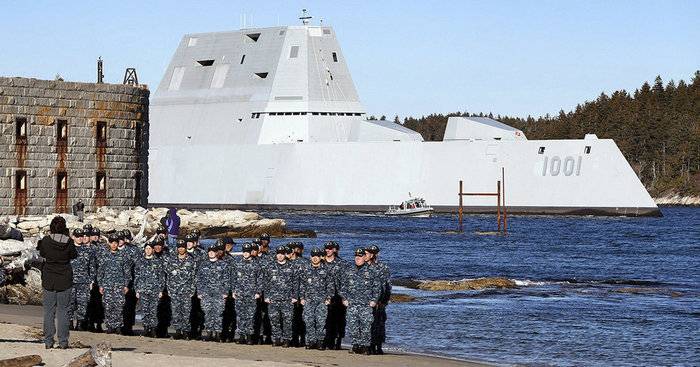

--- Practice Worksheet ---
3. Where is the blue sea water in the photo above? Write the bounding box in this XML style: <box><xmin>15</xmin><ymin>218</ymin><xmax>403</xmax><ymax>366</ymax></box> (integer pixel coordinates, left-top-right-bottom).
<box><xmin>262</xmin><ymin>207</ymin><xmax>700</xmax><ymax>367</ymax></box>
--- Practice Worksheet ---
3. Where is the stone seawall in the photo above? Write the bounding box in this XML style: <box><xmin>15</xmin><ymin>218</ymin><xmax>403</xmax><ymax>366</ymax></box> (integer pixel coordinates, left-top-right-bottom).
<box><xmin>0</xmin><ymin>77</ymin><xmax>149</xmax><ymax>215</ymax></box>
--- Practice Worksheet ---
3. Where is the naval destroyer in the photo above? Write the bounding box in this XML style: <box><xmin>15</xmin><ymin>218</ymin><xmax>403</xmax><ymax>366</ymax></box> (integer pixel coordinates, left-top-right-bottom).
<box><xmin>148</xmin><ymin>14</ymin><xmax>660</xmax><ymax>217</ymax></box>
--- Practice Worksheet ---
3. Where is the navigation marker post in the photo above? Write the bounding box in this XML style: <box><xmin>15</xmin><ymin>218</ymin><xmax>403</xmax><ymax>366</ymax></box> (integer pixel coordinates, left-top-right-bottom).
<box><xmin>458</xmin><ymin>167</ymin><xmax>508</xmax><ymax>234</ymax></box>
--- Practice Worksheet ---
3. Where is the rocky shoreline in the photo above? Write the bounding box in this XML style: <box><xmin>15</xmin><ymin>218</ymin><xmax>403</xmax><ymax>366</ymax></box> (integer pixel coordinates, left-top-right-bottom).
<box><xmin>653</xmin><ymin>195</ymin><xmax>700</xmax><ymax>206</ymax></box>
<box><xmin>4</xmin><ymin>207</ymin><xmax>315</xmax><ymax>240</ymax></box>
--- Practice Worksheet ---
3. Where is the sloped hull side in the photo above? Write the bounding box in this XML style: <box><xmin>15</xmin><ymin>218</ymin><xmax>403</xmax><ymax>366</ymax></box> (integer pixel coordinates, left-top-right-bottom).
<box><xmin>149</xmin><ymin>138</ymin><xmax>660</xmax><ymax>217</ymax></box>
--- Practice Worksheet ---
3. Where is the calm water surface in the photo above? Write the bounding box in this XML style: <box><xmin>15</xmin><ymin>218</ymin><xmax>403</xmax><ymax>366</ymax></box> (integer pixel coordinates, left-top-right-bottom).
<box><xmin>262</xmin><ymin>207</ymin><xmax>699</xmax><ymax>367</ymax></box>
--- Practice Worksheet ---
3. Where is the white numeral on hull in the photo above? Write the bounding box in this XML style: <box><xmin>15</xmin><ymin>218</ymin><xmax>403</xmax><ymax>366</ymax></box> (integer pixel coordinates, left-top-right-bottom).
<box><xmin>542</xmin><ymin>156</ymin><xmax>582</xmax><ymax>176</ymax></box>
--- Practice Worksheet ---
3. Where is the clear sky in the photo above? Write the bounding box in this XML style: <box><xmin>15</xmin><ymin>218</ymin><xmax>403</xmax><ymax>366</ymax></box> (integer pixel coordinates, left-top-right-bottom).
<box><xmin>1</xmin><ymin>0</ymin><xmax>697</xmax><ymax>119</ymax></box>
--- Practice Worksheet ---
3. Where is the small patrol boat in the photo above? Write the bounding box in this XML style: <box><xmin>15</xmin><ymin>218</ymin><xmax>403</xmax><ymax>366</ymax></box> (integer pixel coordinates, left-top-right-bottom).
<box><xmin>385</xmin><ymin>197</ymin><xmax>434</xmax><ymax>217</ymax></box>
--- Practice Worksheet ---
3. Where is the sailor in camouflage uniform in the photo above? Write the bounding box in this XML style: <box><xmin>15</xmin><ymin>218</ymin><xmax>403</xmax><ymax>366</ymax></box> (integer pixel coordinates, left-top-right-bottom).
<box><xmin>220</xmin><ymin>238</ymin><xmax>237</xmax><ymax>342</ymax></box>
<box><xmin>299</xmin><ymin>247</ymin><xmax>334</xmax><ymax>350</ymax></box>
<box><xmin>254</xmin><ymin>236</ymin><xmax>274</xmax><ymax>345</ymax></box>
<box><xmin>119</xmin><ymin>229</ymin><xmax>139</xmax><ymax>335</ymax></box>
<box><xmin>233</xmin><ymin>243</ymin><xmax>260</xmax><ymax>344</ymax></box>
<box><xmin>341</xmin><ymin>248</ymin><xmax>380</xmax><ymax>355</ymax></box>
<box><xmin>97</xmin><ymin>234</ymin><xmax>130</xmax><ymax>334</ymax></box>
<box><xmin>185</xmin><ymin>231</ymin><xmax>205</xmax><ymax>339</ymax></box>
<box><xmin>165</xmin><ymin>239</ymin><xmax>197</xmax><ymax>339</ymax></box>
<box><xmin>196</xmin><ymin>244</ymin><xmax>229</xmax><ymax>341</ymax></box>
<box><xmin>323</xmin><ymin>241</ymin><xmax>348</xmax><ymax>350</ymax></box>
<box><xmin>287</xmin><ymin>242</ymin><xmax>306</xmax><ymax>347</ymax></box>
<box><xmin>68</xmin><ymin>228</ymin><xmax>93</xmax><ymax>331</ymax></box>
<box><xmin>366</xmin><ymin>245</ymin><xmax>391</xmax><ymax>354</ymax></box>
<box><xmin>134</xmin><ymin>242</ymin><xmax>165</xmax><ymax>337</ymax></box>
<box><xmin>264</xmin><ymin>246</ymin><xmax>297</xmax><ymax>347</ymax></box>
<box><xmin>85</xmin><ymin>225</ymin><xmax>105</xmax><ymax>332</ymax></box>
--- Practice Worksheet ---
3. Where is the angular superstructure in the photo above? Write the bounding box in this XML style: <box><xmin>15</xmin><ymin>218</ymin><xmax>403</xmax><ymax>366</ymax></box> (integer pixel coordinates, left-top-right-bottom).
<box><xmin>149</xmin><ymin>22</ymin><xmax>660</xmax><ymax>216</ymax></box>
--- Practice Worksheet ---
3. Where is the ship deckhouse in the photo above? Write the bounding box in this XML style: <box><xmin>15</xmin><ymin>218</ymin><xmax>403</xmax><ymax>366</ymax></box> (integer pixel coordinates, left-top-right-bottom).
<box><xmin>151</xmin><ymin>23</ymin><xmax>421</xmax><ymax>147</ymax></box>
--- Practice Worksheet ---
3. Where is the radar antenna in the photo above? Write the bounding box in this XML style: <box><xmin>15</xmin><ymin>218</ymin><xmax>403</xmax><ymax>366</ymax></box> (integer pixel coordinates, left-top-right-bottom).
<box><xmin>299</xmin><ymin>9</ymin><xmax>312</xmax><ymax>25</ymax></box>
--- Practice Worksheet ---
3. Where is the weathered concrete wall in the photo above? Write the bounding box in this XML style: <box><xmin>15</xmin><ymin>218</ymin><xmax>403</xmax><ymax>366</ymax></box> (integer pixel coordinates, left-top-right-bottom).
<box><xmin>0</xmin><ymin>77</ymin><xmax>149</xmax><ymax>215</ymax></box>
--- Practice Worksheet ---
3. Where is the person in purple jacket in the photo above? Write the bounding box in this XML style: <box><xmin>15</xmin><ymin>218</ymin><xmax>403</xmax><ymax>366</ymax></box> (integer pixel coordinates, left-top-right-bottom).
<box><xmin>164</xmin><ymin>208</ymin><xmax>180</xmax><ymax>247</ymax></box>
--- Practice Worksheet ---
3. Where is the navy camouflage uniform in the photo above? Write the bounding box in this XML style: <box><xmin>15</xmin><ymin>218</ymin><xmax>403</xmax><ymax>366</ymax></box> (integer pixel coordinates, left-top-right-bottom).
<box><xmin>134</xmin><ymin>254</ymin><xmax>165</xmax><ymax>331</ymax></box>
<box><xmin>196</xmin><ymin>256</ymin><xmax>229</xmax><ymax>333</ymax></box>
<box><xmin>253</xmin><ymin>251</ymin><xmax>274</xmax><ymax>343</ymax></box>
<box><xmin>341</xmin><ymin>258</ymin><xmax>380</xmax><ymax>348</ymax></box>
<box><xmin>233</xmin><ymin>253</ymin><xmax>259</xmax><ymax>339</ymax></box>
<box><xmin>121</xmin><ymin>243</ymin><xmax>139</xmax><ymax>334</ymax></box>
<box><xmin>97</xmin><ymin>249</ymin><xmax>129</xmax><ymax>330</ymax></box>
<box><xmin>165</xmin><ymin>252</ymin><xmax>197</xmax><ymax>333</ymax></box>
<box><xmin>370</xmin><ymin>260</ymin><xmax>391</xmax><ymax>348</ymax></box>
<box><xmin>69</xmin><ymin>243</ymin><xmax>95</xmax><ymax>326</ymax></box>
<box><xmin>299</xmin><ymin>261</ymin><xmax>334</xmax><ymax>346</ymax></box>
<box><xmin>323</xmin><ymin>254</ymin><xmax>348</xmax><ymax>348</ymax></box>
<box><xmin>221</xmin><ymin>250</ymin><xmax>237</xmax><ymax>341</ymax></box>
<box><xmin>264</xmin><ymin>257</ymin><xmax>297</xmax><ymax>343</ymax></box>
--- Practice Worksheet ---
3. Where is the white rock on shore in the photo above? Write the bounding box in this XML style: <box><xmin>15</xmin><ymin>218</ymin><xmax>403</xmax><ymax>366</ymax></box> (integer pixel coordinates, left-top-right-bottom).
<box><xmin>1</xmin><ymin>207</ymin><xmax>290</xmax><ymax>240</ymax></box>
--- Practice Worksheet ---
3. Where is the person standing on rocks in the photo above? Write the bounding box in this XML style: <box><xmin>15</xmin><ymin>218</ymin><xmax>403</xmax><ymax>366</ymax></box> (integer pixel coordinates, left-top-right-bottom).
<box><xmin>37</xmin><ymin>216</ymin><xmax>78</xmax><ymax>349</ymax></box>
<box><xmin>164</xmin><ymin>208</ymin><xmax>180</xmax><ymax>247</ymax></box>
<box><xmin>68</xmin><ymin>228</ymin><xmax>94</xmax><ymax>331</ymax></box>
<box><xmin>97</xmin><ymin>234</ymin><xmax>130</xmax><ymax>334</ymax></box>
<box><xmin>0</xmin><ymin>218</ymin><xmax>23</xmax><ymax>241</ymax></box>
<box><xmin>72</xmin><ymin>200</ymin><xmax>85</xmax><ymax>222</ymax></box>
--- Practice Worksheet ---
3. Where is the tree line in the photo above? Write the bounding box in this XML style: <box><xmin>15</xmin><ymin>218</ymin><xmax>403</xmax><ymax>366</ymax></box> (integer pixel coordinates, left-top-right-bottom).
<box><xmin>387</xmin><ymin>71</ymin><xmax>700</xmax><ymax>197</ymax></box>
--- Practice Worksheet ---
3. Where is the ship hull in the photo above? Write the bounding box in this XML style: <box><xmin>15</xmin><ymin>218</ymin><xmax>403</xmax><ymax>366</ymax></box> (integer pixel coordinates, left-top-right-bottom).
<box><xmin>149</xmin><ymin>138</ymin><xmax>660</xmax><ymax>217</ymax></box>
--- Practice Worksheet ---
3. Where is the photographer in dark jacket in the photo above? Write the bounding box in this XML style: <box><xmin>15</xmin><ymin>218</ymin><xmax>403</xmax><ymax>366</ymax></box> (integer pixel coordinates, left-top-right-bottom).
<box><xmin>37</xmin><ymin>216</ymin><xmax>78</xmax><ymax>349</ymax></box>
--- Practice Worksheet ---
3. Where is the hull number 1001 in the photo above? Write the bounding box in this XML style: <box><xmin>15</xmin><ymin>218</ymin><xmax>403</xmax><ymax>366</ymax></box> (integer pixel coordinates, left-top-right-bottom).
<box><xmin>542</xmin><ymin>156</ymin><xmax>582</xmax><ymax>176</ymax></box>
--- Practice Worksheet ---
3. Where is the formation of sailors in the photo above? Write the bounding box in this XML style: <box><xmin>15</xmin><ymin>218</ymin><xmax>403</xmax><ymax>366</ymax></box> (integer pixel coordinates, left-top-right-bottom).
<box><xmin>68</xmin><ymin>224</ymin><xmax>391</xmax><ymax>355</ymax></box>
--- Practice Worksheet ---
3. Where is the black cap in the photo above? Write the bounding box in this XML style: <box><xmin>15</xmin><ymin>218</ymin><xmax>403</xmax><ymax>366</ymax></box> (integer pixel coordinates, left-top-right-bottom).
<box><xmin>153</xmin><ymin>239</ymin><xmax>164</xmax><ymax>247</ymax></box>
<box><xmin>276</xmin><ymin>246</ymin><xmax>289</xmax><ymax>254</ymax></box>
<box><xmin>156</xmin><ymin>225</ymin><xmax>167</xmax><ymax>234</ymax></box>
<box><xmin>144</xmin><ymin>242</ymin><xmax>154</xmax><ymax>249</ymax></box>
<box><xmin>242</xmin><ymin>243</ymin><xmax>253</xmax><ymax>253</ymax></box>
<box><xmin>222</xmin><ymin>237</ymin><xmax>235</xmax><ymax>245</ymax></box>
<box><xmin>207</xmin><ymin>245</ymin><xmax>217</xmax><ymax>253</ymax></box>
<box><xmin>251</xmin><ymin>243</ymin><xmax>260</xmax><ymax>251</ymax></box>
<box><xmin>252</xmin><ymin>238</ymin><xmax>262</xmax><ymax>245</ymax></box>
<box><xmin>108</xmin><ymin>234</ymin><xmax>120</xmax><ymax>243</ymax></box>
<box><xmin>91</xmin><ymin>228</ymin><xmax>101</xmax><ymax>236</ymax></box>
<box><xmin>310</xmin><ymin>247</ymin><xmax>323</xmax><ymax>257</ymax></box>
<box><xmin>72</xmin><ymin>228</ymin><xmax>85</xmax><ymax>237</ymax></box>
<box><xmin>176</xmin><ymin>239</ymin><xmax>187</xmax><ymax>248</ymax></box>
<box><xmin>366</xmin><ymin>245</ymin><xmax>380</xmax><ymax>254</ymax></box>
<box><xmin>354</xmin><ymin>248</ymin><xmax>366</xmax><ymax>257</ymax></box>
<box><xmin>287</xmin><ymin>242</ymin><xmax>298</xmax><ymax>249</ymax></box>
<box><xmin>296</xmin><ymin>242</ymin><xmax>304</xmax><ymax>249</ymax></box>
<box><xmin>184</xmin><ymin>233</ymin><xmax>197</xmax><ymax>243</ymax></box>
<box><xmin>82</xmin><ymin>224</ymin><xmax>93</xmax><ymax>231</ymax></box>
<box><xmin>121</xmin><ymin>229</ymin><xmax>132</xmax><ymax>241</ymax></box>
<box><xmin>190</xmin><ymin>228</ymin><xmax>201</xmax><ymax>238</ymax></box>
<box><xmin>260</xmin><ymin>233</ymin><xmax>270</xmax><ymax>241</ymax></box>
<box><xmin>324</xmin><ymin>241</ymin><xmax>340</xmax><ymax>250</ymax></box>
